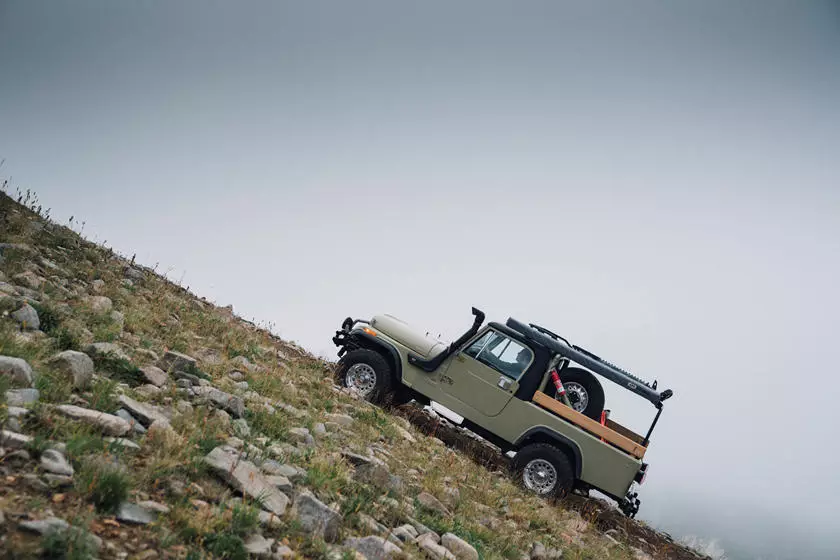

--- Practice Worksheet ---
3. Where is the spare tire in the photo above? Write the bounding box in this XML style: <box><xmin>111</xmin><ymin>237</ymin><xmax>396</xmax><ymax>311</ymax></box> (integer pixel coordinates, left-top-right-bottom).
<box><xmin>547</xmin><ymin>367</ymin><xmax>605</xmax><ymax>420</ymax></box>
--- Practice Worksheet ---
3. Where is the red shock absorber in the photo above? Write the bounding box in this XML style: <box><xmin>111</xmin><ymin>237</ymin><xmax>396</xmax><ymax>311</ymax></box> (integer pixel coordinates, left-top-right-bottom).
<box><xmin>550</xmin><ymin>369</ymin><xmax>565</xmax><ymax>396</ymax></box>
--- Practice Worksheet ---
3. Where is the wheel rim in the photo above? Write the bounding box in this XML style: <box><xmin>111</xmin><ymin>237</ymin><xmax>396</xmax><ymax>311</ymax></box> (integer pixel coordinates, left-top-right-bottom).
<box><xmin>563</xmin><ymin>381</ymin><xmax>589</xmax><ymax>413</ymax></box>
<box><xmin>345</xmin><ymin>363</ymin><xmax>377</xmax><ymax>396</ymax></box>
<box><xmin>523</xmin><ymin>458</ymin><xmax>558</xmax><ymax>495</ymax></box>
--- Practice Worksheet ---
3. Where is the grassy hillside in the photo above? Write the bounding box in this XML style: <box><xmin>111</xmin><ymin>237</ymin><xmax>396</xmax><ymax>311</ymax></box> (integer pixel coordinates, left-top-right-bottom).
<box><xmin>0</xmin><ymin>190</ymin><xmax>705</xmax><ymax>560</ymax></box>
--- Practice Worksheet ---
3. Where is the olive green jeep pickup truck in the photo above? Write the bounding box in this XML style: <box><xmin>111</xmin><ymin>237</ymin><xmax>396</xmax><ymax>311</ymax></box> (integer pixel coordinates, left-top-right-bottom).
<box><xmin>332</xmin><ymin>308</ymin><xmax>673</xmax><ymax>517</ymax></box>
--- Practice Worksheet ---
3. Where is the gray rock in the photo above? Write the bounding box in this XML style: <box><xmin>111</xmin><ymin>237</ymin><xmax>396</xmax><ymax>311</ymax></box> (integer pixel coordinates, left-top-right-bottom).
<box><xmin>137</xmin><ymin>500</ymin><xmax>170</xmax><ymax>514</ymax></box>
<box><xmin>0</xmin><ymin>430</ymin><xmax>32</xmax><ymax>449</ymax></box>
<box><xmin>313</xmin><ymin>422</ymin><xmax>327</xmax><ymax>436</ymax></box>
<box><xmin>325</xmin><ymin>413</ymin><xmax>354</xmax><ymax>426</ymax></box>
<box><xmin>7</xmin><ymin>405</ymin><xmax>30</xmax><ymax>419</ymax></box>
<box><xmin>288</xmin><ymin>427</ymin><xmax>314</xmax><ymax>445</ymax></box>
<box><xmin>353</xmin><ymin>463</ymin><xmax>392</xmax><ymax>490</ymax></box>
<box><xmin>244</xmin><ymin>533</ymin><xmax>275</xmax><ymax>557</ymax></box>
<box><xmin>344</xmin><ymin>536</ymin><xmax>402</xmax><ymax>559</ymax></box>
<box><xmin>125</xmin><ymin>266</ymin><xmax>145</xmax><ymax>281</ymax></box>
<box><xmin>20</xmin><ymin>517</ymin><xmax>102</xmax><ymax>550</ymax></box>
<box><xmin>441</xmin><ymin>533</ymin><xmax>478</xmax><ymax>560</ymax></box>
<box><xmin>50</xmin><ymin>350</ymin><xmax>95</xmax><ymax>389</ymax></box>
<box><xmin>416</xmin><ymin>534</ymin><xmax>455</xmax><ymax>560</ymax></box>
<box><xmin>258</xmin><ymin>510</ymin><xmax>284</xmax><ymax>529</ymax></box>
<box><xmin>441</xmin><ymin>487</ymin><xmax>461</xmax><ymax>509</ymax></box>
<box><xmin>43</xmin><ymin>473</ymin><xmax>74</xmax><ymax>488</ymax></box>
<box><xmin>407</xmin><ymin>518</ymin><xmax>437</xmax><ymax>539</ymax></box>
<box><xmin>204</xmin><ymin>446</ymin><xmax>289</xmax><ymax>515</ymax></box>
<box><xmin>118</xmin><ymin>395</ymin><xmax>168</xmax><ymax>427</ymax></box>
<box><xmin>0</xmin><ymin>355</ymin><xmax>34</xmax><ymax>386</ymax></box>
<box><xmin>91</xmin><ymin>279</ymin><xmax>105</xmax><ymax>292</ymax></box>
<box><xmin>228</xmin><ymin>370</ymin><xmax>246</xmax><ymax>381</ymax></box>
<box><xmin>192</xmin><ymin>386</ymin><xmax>245</xmax><ymax>418</ymax></box>
<box><xmin>40</xmin><ymin>449</ymin><xmax>74</xmax><ymax>476</ymax></box>
<box><xmin>158</xmin><ymin>350</ymin><xmax>197</xmax><ymax>372</ymax></box>
<box><xmin>265</xmin><ymin>475</ymin><xmax>293</xmax><ymax>494</ymax></box>
<box><xmin>11</xmin><ymin>303</ymin><xmax>40</xmax><ymax>330</ymax></box>
<box><xmin>55</xmin><ymin>405</ymin><xmax>131</xmax><ymax>436</ymax></box>
<box><xmin>231</xmin><ymin>354</ymin><xmax>258</xmax><ymax>372</ymax></box>
<box><xmin>135</xmin><ymin>384</ymin><xmax>161</xmax><ymax>398</ymax></box>
<box><xmin>115</xmin><ymin>409</ymin><xmax>146</xmax><ymax>434</ymax></box>
<box><xmin>6</xmin><ymin>388</ymin><xmax>39</xmax><ymax>406</ymax></box>
<box><xmin>274</xmin><ymin>545</ymin><xmax>294</xmax><ymax>558</ymax></box>
<box><xmin>175</xmin><ymin>378</ymin><xmax>192</xmax><ymax>390</ymax></box>
<box><xmin>116</xmin><ymin>502</ymin><xmax>157</xmax><ymax>524</ymax></box>
<box><xmin>139</xmin><ymin>365</ymin><xmax>168</xmax><ymax>387</ymax></box>
<box><xmin>232</xmin><ymin>418</ymin><xmax>251</xmax><ymax>438</ymax></box>
<box><xmin>87</xmin><ymin>295</ymin><xmax>113</xmax><ymax>314</ymax></box>
<box><xmin>5</xmin><ymin>449</ymin><xmax>31</xmax><ymax>464</ymax></box>
<box><xmin>110</xmin><ymin>310</ymin><xmax>125</xmax><ymax>328</ymax></box>
<box><xmin>341</xmin><ymin>451</ymin><xmax>376</xmax><ymax>467</ymax></box>
<box><xmin>393</xmin><ymin>525</ymin><xmax>418</xmax><ymax>543</ymax></box>
<box><xmin>417</xmin><ymin>492</ymin><xmax>450</xmax><ymax>516</ymax></box>
<box><xmin>105</xmin><ymin>437</ymin><xmax>141</xmax><ymax>451</ymax></box>
<box><xmin>84</xmin><ymin>342</ymin><xmax>130</xmax><ymax>362</ymax></box>
<box><xmin>232</xmin><ymin>380</ymin><xmax>249</xmax><ymax>391</ymax></box>
<box><xmin>294</xmin><ymin>490</ymin><xmax>342</xmax><ymax>542</ymax></box>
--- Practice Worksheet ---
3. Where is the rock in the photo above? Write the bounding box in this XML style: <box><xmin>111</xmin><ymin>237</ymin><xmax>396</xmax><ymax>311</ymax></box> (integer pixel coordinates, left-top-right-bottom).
<box><xmin>23</xmin><ymin>473</ymin><xmax>51</xmax><ymax>492</ymax></box>
<box><xmin>13</xmin><ymin>270</ymin><xmax>44</xmax><ymax>289</ymax></box>
<box><xmin>195</xmin><ymin>347</ymin><xmax>223</xmax><ymax>365</ymax></box>
<box><xmin>232</xmin><ymin>418</ymin><xmax>251</xmax><ymax>438</ymax></box>
<box><xmin>125</xmin><ymin>266</ymin><xmax>144</xmax><ymax>281</ymax></box>
<box><xmin>233</xmin><ymin>381</ymin><xmax>249</xmax><ymax>391</ymax></box>
<box><xmin>288</xmin><ymin>427</ymin><xmax>314</xmax><ymax>445</ymax></box>
<box><xmin>136</xmin><ymin>500</ymin><xmax>170</xmax><ymax>514</ymax></box>
<box><xmin>146</xmin><ymin>419</ymin><xmax>183</xmax><ymax>445</ymax></box>
<box><xmin>441</xmin><ymin>487</ymin><xmax>461</xmax><ymax>509</ymax></box>
<box><xmin>228</xmin><ymin>370</ymin><xmax>246</xmax><ymax>381</ymax></box>
<box><xmin>105</xmin><ymin>437</ymin><xmax>141</xmax><ymax>451</ymax></box>
<box><xmin>50</xmin><ymin>350</ymin><xmax>95</xmax><ymax>389</ymax></box>
<box><xmin>193</xmin><ymin>386</ymin><xmax>245</xmax><ymax>418</ymax></box>
<box><xmin>118</xmin><ymin>395</ymin><xmax>168</xmax><ymax>427</ymax></box>
<box><xmin>265</xmin><ymin>475</ymin><xmax>293</xmax><ymax>494</ymax></box>
<box><xmin>416</xmin><ymin>533</ymin><xmax>455</xmax><ymax>560</ymax></box>
<box><xmin>313</xmin><ymin>422</ymin><xmax>327</xmax><ymax>436</ymax></box>
<box><xmin>115</xmin><ymin>409</ymin><xmax>146</xmax><ymax>434</ymax></box>
<box><xmin>55</xmin><ymin>405</ymin><xmax>130</xmax><ymax>436</ymax></box>
<box><xmin>135</xmin><ymin>384</ymin><xmax>161</xmax><ymax>398</ymax></box>
<box><xmin>393</xmin><ymin>525</ymin><xmax>418</xmax><ymax>543</ymax></box>
<box><xmin>40</xmin><ymin>449</ymin><xmax>74</xmax><ymax>476</ymax></box>
<box><xmin>110</xmin><ymin>310</ymin><xmax>125</xmax><ymax>328</ymax></box>
<box><xmin>344</xmin><ymin>536</ymin><xmax>402</xmax><ymax>559</ymax></box>
<box><xmin>0</xmin><ymin>355</ymin><xmax>34</xmax><ymax>386</ymax></box>
<box><xmin>116</xmin><ymin>502</ymin><xmax>157</xmax><ymax>524</ymax></box>
<box><xmin>91</xmin><ymin>279</ymin><xmax>105</xmax><ymax>292</ymax></box>
<box><xmin>0</xmin><ymin>430</ymin><xmax>32</xmax><ymax>449</ymax></box>
<box><xmin>231</xmin><ymin>355</ymin><xmax>258</xmax><ymax>371</ymax></box>
<box><xmin>158</xmin><ymin>350</ymin><xmax>197</xmax><ymax>372</ymax></box>
<box><xmin>441</xmin><ymin>533</ymin><xmax>478</xmax><ymax>560</ymax></box>
<box><xmin>84</xmin><ymin>342</ymin><xmax>131</xmax><ymax>362</ymax></box>
<box><xmin>341</xmin><ymin>451</ymin><xmax>377</xmax><ymax>467</ymax></box>
<box><xmin>353</xmin><ymin>463</ymin><xmax>392</xmax><ymax>490</ymax></box>
<box><xmin>395</xmin><ymin>426</ymin><xmax>416</xmax><ymax>443</ymax></box>
<box><xmin>20</xmin><ymin>517</ymin><xmax>102</xmax><ymax>550</ymax></box>
<box><xmin>358</xmin><ymin>513</ymin><xmax>387</xmax><ymax>534</ymax></box>
<box><xmin>325</xmin><ymin>413</ymin><xmax>354</xmax><ymax>426</ymax></box>
<box><xmin>87</xmin><ymin>295</ymin><xmax>113</xmax><ymax>314</ymax></box>
<box><xmin>5</xmin><ymin>388</ymin><xmax>39</xmax><ymax>406</ymax></box>
<box><xmin>274</xmin><ymin>545</ymin><xmax>294</xmax><ymax>558</ymax></box>
<box><xmin>11</xmin><ymin>303</ymin><xmax>40</xmax><ymax>330</ymax></box>
<box><xmin>139</xmin><ymin>365</ymin><xmax>167</xmax><ymax>387</ymax></box>
<box><xmin>204</xmin><ymin>446</ymin><xmax>289</xmax><ymax>515</ymax></box>
<box><xmin>176</xmin><ymin>399</ymin><xmax>193</xmax><ymax>415</ymax></box>
<box><xmin>43</xmin><ymin>474</ymin><xmax>74</xmax><ymax>488</ymax></box>
<box><xmin>244</xmin><ymin>533</ymin><xmax>275</xmax><ymax>557</ymax></box>
<box><xmin>258</xmin><ymin>510</ymin><xmax>284</xmax><ymax>529</ymax></box>
<box><xmin>294</xmin><ymin>490</ymin><xmax>342</xmax><ymax>542</ymax></box>
<box><xmin>417</xmin><ymin>492</ymin><xmax>450</xmax><ymax>516</ymax></box>
<box><xmin>5</xmin><ymin>449</ymin><xmax>31</xmax><ymax>464</ymax></box>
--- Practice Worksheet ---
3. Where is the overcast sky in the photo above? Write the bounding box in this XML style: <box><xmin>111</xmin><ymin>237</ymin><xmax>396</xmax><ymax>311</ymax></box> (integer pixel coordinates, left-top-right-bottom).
<box><xmin>2</xmin><ymin>2</ymin><xmax>839</xmax><ymax>558</ymax></box>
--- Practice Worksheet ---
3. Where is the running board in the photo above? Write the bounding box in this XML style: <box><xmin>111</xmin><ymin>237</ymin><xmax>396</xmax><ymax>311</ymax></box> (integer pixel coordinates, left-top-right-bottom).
<box><xmin>428</xmin><ymin>402</ymin><xmax>465</xmax><ymax>425</ymax></box>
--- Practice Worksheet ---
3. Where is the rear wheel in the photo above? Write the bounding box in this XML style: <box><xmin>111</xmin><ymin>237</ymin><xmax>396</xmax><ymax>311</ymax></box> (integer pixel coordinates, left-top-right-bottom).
<box><xmin>512</xmin><ymin>443</ymin><xmax>574</xmax><ymax>499</ymax></box>
<box><xmin>547</xmin><ymin>367</ymin><xmax>605</xmax><ymax>420</ymax></box>
<box><xmin>335</xmin><ymin>349</ymin><xmax>393</xmax><ymax>404</ymax></box>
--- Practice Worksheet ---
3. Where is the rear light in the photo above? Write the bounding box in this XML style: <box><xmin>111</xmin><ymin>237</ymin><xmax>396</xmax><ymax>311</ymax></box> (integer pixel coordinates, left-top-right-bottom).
<box><xmin>635</xmin><ymin>463</ymin><xmax>649</xmax><ymax>484</ymax></box>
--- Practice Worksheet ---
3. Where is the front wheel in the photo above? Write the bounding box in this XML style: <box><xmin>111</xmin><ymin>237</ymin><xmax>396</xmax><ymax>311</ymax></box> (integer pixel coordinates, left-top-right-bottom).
<box><xmin>335</xmin><ymin>349</ymin><xmax>393</xmax><ymax>404</ymax></box>
<box><xmin>512</xmin><ymin>443</ymin><xmax>574</xmax><ymax>499</ymax></box>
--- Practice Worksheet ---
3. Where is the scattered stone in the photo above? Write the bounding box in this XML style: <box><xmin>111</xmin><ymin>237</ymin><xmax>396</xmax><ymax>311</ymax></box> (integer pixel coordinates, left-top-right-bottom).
<box><xmin>344</xmin><ymin>536</ymin><xmax>402</xmax><ymax>559</ymax></box>
<box><xmin>294</xmin><ymin>490</ymin><xmax>342</xmax><ymax>542</ymax></box>
<box><xmin>139</xmin><ymin>365</ymin><xmax>168</xmax><ymax>387</ymax></box>
<box><xmin>232</xmin><ymin>418</ymin><xmax>251</xmax><ymax>438</ymax></box>
<box><xmin>115</xmin><ymin>409</ymin><xmax>146</xmax><ymax>434</ymax></box>
<box><xmin>13</xmin><ymin>270</ymin><xmax>44</xmax><ymax>289</ymax></box>
<box><xmin>125</xmin><ymin>266</ymin><xmax>145</xmax><ymax>281</ymax></box>
<box><xmin>40</xmin><ymin>449</ymin><xmax>74</xmax><ymax>476</ymax></box>
<box><xmin>87</xmin><ymin>295</ymin><xmax>113</xmax><ymax>314</ymax></box>
<box><xmin>50</xmin><ymin>350</ymin><xmax>95</xmax><ymax>389</ymax></box>
<box><xmin>43</xmin><ymin>473</ymin><xmax>74</xmax><ymax>488</ymax></box>
<box><xmin>5</xmin><ymin>449</ymin><xmax>31</xmax><ymax>464</ymax></box>
<box><xmin>441</xmin><ymin>533</ymin><xmax>478</xmax><ymax>560</ymax></box>
<box><xmin>195</xmin><ymin>347</ymin><xmax>223</xmax><ymax>365</ymax></box>
<box><xmin>135</xmin><ymin>384</ymin><xmax>162</xmax><ymax>398</ymax></box>
<box><xmin>5</xmin><ymin>388</ymin><xmax>39</xmax><ymax>406</ymax></box>
<box><xmin>266</xmin><ymin>475</ymin><xmax>293</xmax><ymax>494</ymax></box>
<box><xmin>204</xmin><ymin>446</ymin><xmax>289</xmax><ymax>515</ymax></box>
<box><xmin>288</xmin><ymin>427</ymin><xmax>314</xmax><ymax>445</ymax></box>
<box><xmin>417</xmin><ymin>492</ymin><xmax>450</xmax><ymax>516</ymax></box>
<box><xmin>341</xmin><ymin>451</ymin><xmax>376</xmax><ymax>467</ymax></box>
<box><xmin>231</xmin><ymin>355</ymin><xmax>258</xmax><ymax>372</ymax></box>
<box><xmin>358</xmin><ymin>513</ymin><xmax>387</xmax><ymax>535</ymax></box>
<box><xmin>84</xmin><ymin>342</ymin><xmax>131</xmax><ymax>362</ymax></box>
<box><xmin>146</xmin><ymin>419</ymin><xmax>182</xmax><ymax>445</ymax></box>
<box><xmin>23</xmin><ymin>473</ymin><xmax>51</xmax><ymax>492</ymax></box>
<box><xmin>416</xmin><ymin>533</ymin><xmax>455</xmax><ymax>560</ymax></box>
<box><xmin>54</xmin><ymin>405</ymin><xmax>130</xmax><ymax>436</ymax></box>
<box><xmin>325</xmin><ymin>413</ymin><xmax>354</xmax><ymax>426</ymax></box>
<box><xmin>0</xmin><ymin>355</ymin><xmax>34</xmax><ymax>386</ymax></box>
<box><xmin>313</xmin><ymin>422</ymin><xmax>327</xmax><ymax>436</ymax></box>
<box><xmin>395</xmin><ymin>426</ymin><xmax>416</xmax><ymax>443</ymax></box>
<box><xmin>0</xmin><ymin>430</ymin><xmax>32</xmax><ymax>449</ymax></box>
<box><xmin>353</xmin><ymin>463</ymin><xmax>392</xmax><ymax>490</ymax></box>
<box><xmin>118</xmin><ymin>395</ymin><xmax>168</xmax><ymax>426</ymax></box>
<box><xmin>244</xmin><ymin>533</ymin><xmax>275</xmax><ymax>557</ymax></box>
<box><xmin>20</xmin><ymin>517</ymin><xmax>103</xmax><ymax>549</ymax></box>
<box><xmin>232</xmin><ymin>380</ymin><xmax>249</xmax><ymax>391</ymax></box>
<box><xmin>11</xmin><ymin>303</ymin><xmax>40</xmax><ymax>330</ymax></box>
<box><xmin>176</xmin><ymin>400</ymin><xmax>194</xmax><ymax>415</ymax></box>
<box><xmin>91</xmin><ymin>279</ymin><xmax>106</xmax><ymax>292</ymax></box>
<box><xmin>393</xmin><ymin>525</ymin><xmax>418</xmax><ymax>543</ymax></box>
<box><xmin>228</xmin><ymin>370</ymin><xmax>246</xmax><ymax>381</ymax></box>
<box><xmin>441</xmin><ymin>487</ymin><xmax>461</xmax><ymax>509</ymax></box>
<box><xmin>110</xmin><ymin>310</ymin><xmax>125</xmax><ymax>328</ymax></box>
<box><xmin>274</xmin><ymin>545</ymin><xmax>294</xmax><ymax>558</ymax></box>
<box><xmin>116</xmin><ymin>502</ymin><xmax>157</xmax><ymax>525</ymax></box>
<box><xmin>158</xmin><ymin>350</ymin><xmax>197</xmax><ymax>372</ymax></box>
<box><xmin>258</xmin><ymin>510</ymin><xmax>284</xmax><ymax>529</ymax></box>
<box><xmin>105</xmin><ymin>437</ymin><xmax>142</xmax><ymax>451</ymax></box>
<box><xmin>192</xmin><ymin>386</ymin><xmax>245</xmax><ymax>418</ymax></box>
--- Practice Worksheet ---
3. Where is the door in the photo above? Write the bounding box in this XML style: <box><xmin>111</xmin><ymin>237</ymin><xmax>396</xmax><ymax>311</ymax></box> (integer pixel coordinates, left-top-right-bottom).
<box><xmin>443</xmin><ymin>328</ymin><xmax>534</xmax><ymax>417</ymax></box>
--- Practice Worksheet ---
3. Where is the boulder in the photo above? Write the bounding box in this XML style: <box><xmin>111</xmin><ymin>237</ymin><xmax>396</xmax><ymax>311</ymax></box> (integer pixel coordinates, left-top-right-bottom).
<box><xmin>192</xmin><ymin>386</ymin><xmax>245</xmax><ymax>418</ymax></box>
<box><xmin>441</xmin><ymin>533</ymin><xmax>478</xmax><ymax>560</ymax></box>
<box><xmin>158</xmin><ymin>350</ymin><xmax>197</xmax><ymax>372</ymax></box>
<box><xmin>49</xmin><ymin>350</ymin><xmax>95</xmax><ymax>389</ymax></box>
<box><xmin>55</xmin><ymin>405</ymin><xmax>131</xmax><ymax>436</ymax></box>
<box><xmin>40</xmin><ymin>449</ymin><xmax>74</xmax><ymax>476</ymax></box>
<box><xmin>11</xmin><ymin>303</ymin><xmax>39</xmax><ymax>330</ymax></box>
<box><xmin>344</xmin><ymin>536</ymin><xmax>402</xmax><ymax>559</ymax></box>
<box><xmin>86</xmin><ymin>295</ymin><xmax>113</xmax><ymax>314</ymax></box>
<box><xmin>84</xmin><ymin>342</ymin><xmax>130</xmax><ymax>362</ymax></box>
<box><xmin>0</xmin><ymin>355</ymin><xmax>34</xmax><ymax>386</ymax></box>
<box><xmin>293</xmin><ymin>490</ymin><xmax>342</xmax><ymax>542</ymax></box>
<box><xmin>325</xmin><ymin>413</ymin><xmax>354</xmax><ymax>426</ymax></box>
<box><xmin>417</xmin><ymin>492</ymin><xmax>450</xmax><ymax>516</ymax></box>
<box><xmin>204</xmin><ymin>446</ymin><xmax>289</xmax><ymax>515</ymax></box>
<box><xmin>288</xmin><ymin>427</ymin><xmax>314</xmax><ymax>445</ymax></box>
<box><xmin>118</xmin><ymin>394</ymin><xmax>168</xmax><ymax>427</ymax></box>
<box><xmin>19</xmin><ymin>517</ymin><xmax>102</xmax><ymax>550</ymax></box>
<box><xmin>415</xmin><ymin>533</ymin><xmax>455</xmax><ymax>560</ymax></box>
<box><xmin>243</xmin><ymin>533</ymin><xmax>275</xmax><ymax>557</ymax></box>
<box><xmin>5</xmin><ymin>388</ymin><xmax>39</xmax><ymax>406</ymax></box>
<box><xmin>12</xmin><ymin>270</ymin><xmax>44</xmax><ymax>289</ymax></box>
<box><xmin>116</xmin><ymin>502</ymin><xmax>157</xmax><ymax>525</ymax></box>
<box><xmin>115</xmin><ymin>409</ymin><xmax>146</xmax><ymax>434</ymax></box>
<box><xmin>0</xmin><ymin>430</ymin><xmax>32</xmax><ymax>449</ymax></box>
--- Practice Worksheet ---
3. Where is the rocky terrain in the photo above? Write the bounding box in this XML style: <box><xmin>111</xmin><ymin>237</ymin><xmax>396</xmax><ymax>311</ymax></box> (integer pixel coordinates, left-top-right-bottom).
<box><xmin>0</xmin><ymin>189</ymin><xmax>708</xmax><ymax>560</ymax></box>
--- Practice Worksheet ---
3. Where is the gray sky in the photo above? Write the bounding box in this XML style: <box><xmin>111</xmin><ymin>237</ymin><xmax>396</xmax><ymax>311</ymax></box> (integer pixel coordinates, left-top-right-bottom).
<box><xmin>2</xmin><ymin>2</ymin><xmax>839</xmax><ymax>558</ymax></box>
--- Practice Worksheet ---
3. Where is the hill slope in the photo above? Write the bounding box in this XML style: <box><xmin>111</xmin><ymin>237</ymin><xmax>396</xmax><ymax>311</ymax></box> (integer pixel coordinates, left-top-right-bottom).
<box><xmin>0</xmin><ymin>191</ymin><xmax>706</xmax><ymax>560</ymax></box>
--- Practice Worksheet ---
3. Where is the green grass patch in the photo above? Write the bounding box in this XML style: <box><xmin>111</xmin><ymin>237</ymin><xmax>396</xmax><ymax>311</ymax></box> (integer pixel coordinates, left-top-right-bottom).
<box><xmin>88</xmin><ymin>378</ymin><xmax>119</xmax><ymax>413</ymax></box>
<box><xmin>40</xmin><ymin>523</ymin><xmax>98</xmax><ymax>560</ymax></box>
<box><xmin>75</xmin><ymin>458</ymin><xmax>131</xmax><ymax>513</ymax></box>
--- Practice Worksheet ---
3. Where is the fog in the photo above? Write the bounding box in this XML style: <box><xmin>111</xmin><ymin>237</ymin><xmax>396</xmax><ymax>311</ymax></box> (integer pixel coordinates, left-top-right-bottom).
<box><xmin>2</xmin><ymin>2</ymin><xmax>839</xmax><ymax>558</ymax></box>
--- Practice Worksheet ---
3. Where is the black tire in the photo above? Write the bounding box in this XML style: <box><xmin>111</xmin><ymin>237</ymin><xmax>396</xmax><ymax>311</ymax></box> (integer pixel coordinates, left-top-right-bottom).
<box><xmin>546</xmin><ymin>367</ymin><xmax>605</xmax><ymax>420</ymax></box>
<box><xmin>512</xmin><ymin>443</ymin><xmax>575</xmax><ymax>499</ymax></box>
<box><xmin>335</xmin><ymin>349</ymin><xmax>393</xmax><ymax>404</ymax></box>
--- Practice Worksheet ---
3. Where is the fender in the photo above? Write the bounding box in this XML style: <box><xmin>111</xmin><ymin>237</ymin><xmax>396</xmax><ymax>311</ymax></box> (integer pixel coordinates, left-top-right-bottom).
<box><xmin>515</xmin><ymin>427</ymin><xmax>583</xmax><ymax>478</ymax></box>
<box><xmin>354</xmin><ymin>331</ymin><xmax>403</xmax><ymax>383</ymax></box>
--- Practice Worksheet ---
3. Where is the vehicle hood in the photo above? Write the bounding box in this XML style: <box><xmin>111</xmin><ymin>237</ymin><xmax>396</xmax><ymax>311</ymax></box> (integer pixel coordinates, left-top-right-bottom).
<box><xmin>370</xmin><ymin>314</ymin><xmax>448</xmax><ymax>358</ymax></box>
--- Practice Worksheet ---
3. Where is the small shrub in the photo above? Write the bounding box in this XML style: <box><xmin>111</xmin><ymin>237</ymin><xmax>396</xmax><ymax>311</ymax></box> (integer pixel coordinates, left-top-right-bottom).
<box><xmin>40</xmin><ymin>525</ymin><xmax>97</xmax><ymax>560</ymax></box>
<box><xmin>91</xmin><ymin>354</ymin><xmax>144</xmax><ymax>386</ymax></box>
<box><xmin>203</xmin><ymin>533</ymin><xmax>247</xmax><ymax>560</ymax></box>
<box><xmin>229</xmin><ymin>502</ymin><xmax>260</xmax><ymax>536</ymax></box>
<box><xmin>53</xmin><ymin>326</ymin><xmax>81</xmax><ymax>351</ymax></box>
<box><xmin>32</xmin><ymin>303</ymin><xmax>61</xmax><ymax>334</ymax></box>
<box><xmin>88</xmin><ymin>378</ymin><xmax>118</xmax><ymax>413</ymax></box>
<box><xmin>34</xmin><ymin>367</ymin><xmax>74</xmax><ymax>404</ymax></box>
<box><xmin>75</xmin><ymin>458</ymin><xmax>131</xmax><ymax>513</ymax></box>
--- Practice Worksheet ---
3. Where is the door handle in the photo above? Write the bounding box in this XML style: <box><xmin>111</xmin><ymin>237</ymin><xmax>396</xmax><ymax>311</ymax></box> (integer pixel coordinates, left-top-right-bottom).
<box><xmin>497</xmin><ymin>376</ymin><xmax>512</xmax><ymax>390</ymax></box>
